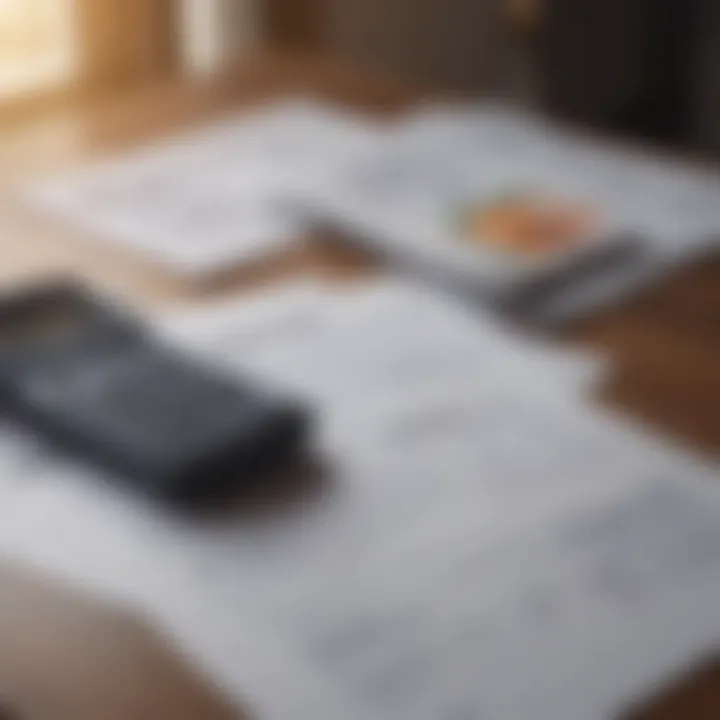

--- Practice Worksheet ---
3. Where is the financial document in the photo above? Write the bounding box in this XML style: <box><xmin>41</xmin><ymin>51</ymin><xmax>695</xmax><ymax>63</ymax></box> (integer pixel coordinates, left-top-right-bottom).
<box><xmin>403</xmin><ymin>104</ymin><xmax>720</xmax><ymax>253</ymax></box>
<box><xmin>0</xmin><ymin>281</ymin><xmax>718</xmax><ymax>720</ymax></box>
<box><xmin>26</xmin><ymin>99</ymin><xmax>384</xmax><ymax>275</ymax></box>
<box><xmin>304</xmin><ymin>102</ymin><xmax>720</xmax><ymax>313</ymax></box>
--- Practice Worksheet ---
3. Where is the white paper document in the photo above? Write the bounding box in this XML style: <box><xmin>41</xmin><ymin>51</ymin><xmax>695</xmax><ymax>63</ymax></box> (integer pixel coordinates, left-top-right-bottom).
<box><xmin>405</xmin><ymin>104</ymin><xmax>720</xmax><ymax>251</ymax></box>
<box><xmin>26</xmin><ymin>99</ymin><xmax>384</xmax><ymax>275</ymax></box>
<box><xmin>304</xmin><ymin>102</ymin><xmax>720</xmax><ymax>305</ymax></box>
<box><xmin>0</xmin><ymin>280</ymin><xmax>718</xmax><ymax>720</ymax></box>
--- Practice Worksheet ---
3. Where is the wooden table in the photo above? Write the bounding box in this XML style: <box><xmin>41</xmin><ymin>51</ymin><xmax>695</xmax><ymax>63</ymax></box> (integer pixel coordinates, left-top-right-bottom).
<box><xmin>0</xmin><ymin>53</ymin><xmax>718</xmax><ymax>719</ymax></box>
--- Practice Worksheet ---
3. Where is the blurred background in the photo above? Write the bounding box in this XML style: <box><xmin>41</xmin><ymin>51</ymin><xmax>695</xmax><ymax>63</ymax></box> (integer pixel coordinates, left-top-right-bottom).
<box><xmin>0</xmin><ymin>0</ymin><xmax>255</xmax><ymax>105</ymax></box>
<box><xmin>3</xmin><ymin>0</ymin><xmax>720</xmax><ymax>153</ymax></box>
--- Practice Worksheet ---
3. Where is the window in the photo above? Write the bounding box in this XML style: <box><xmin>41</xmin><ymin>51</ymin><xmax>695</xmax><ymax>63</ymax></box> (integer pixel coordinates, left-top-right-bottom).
<box><xmin>0</xmin><ymin>0</ymin><xmax>256</xmax><ymax>109</ymax></box>
<box><xmin>0</xmin><ymin>0</ymin><xmax>78</xmax><ymax>100</ymax></box>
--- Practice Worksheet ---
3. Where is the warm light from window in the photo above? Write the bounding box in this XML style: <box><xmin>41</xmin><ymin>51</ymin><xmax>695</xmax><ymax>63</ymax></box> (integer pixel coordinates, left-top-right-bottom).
<box><xmin>0</xmin><ymin>0</ymin><xmax>78</xmax><ymax>100</ymax></box>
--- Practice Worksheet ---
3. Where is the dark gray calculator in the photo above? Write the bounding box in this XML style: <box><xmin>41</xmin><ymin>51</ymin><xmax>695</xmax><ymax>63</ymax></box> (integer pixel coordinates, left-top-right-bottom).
<box><xmin>0</xmin><ymin>282</ymin><xmax>310</xmax><ymax>505</ymax></box>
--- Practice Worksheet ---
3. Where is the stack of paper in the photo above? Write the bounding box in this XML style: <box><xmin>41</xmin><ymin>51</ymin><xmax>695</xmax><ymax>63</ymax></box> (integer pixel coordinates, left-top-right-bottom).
<box><xmin>304</xmin><ymin>103</ymin><xmax>720</xmax><ymax>319</ymax></box>
<box><xmin>26</xmin><ymin>96</ymin><xmax>720</xmax><ymax>321</ymax></box>
<box><xmin>0</xmin><ymin>280</ymin><xmax>718</xmax><ymax>720</ymax></box>
<box><xmin>27</xmin><ymin>99</ymin><xmax>385</xmax><ymax>275</ymax></box>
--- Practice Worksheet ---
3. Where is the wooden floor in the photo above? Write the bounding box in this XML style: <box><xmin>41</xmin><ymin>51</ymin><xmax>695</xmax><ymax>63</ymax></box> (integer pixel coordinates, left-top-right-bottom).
<box><xmin>0</xmin><ymin>53</ymin><xmax>718</xmax><ymax>719</ymax></box>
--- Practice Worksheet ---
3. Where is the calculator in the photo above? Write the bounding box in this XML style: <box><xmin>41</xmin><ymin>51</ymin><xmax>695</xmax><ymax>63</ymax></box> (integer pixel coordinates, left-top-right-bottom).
<box><xmin>0</xmin><ymin>282</ymin><xmax>310</xmax><ymax>505</ymax></box>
